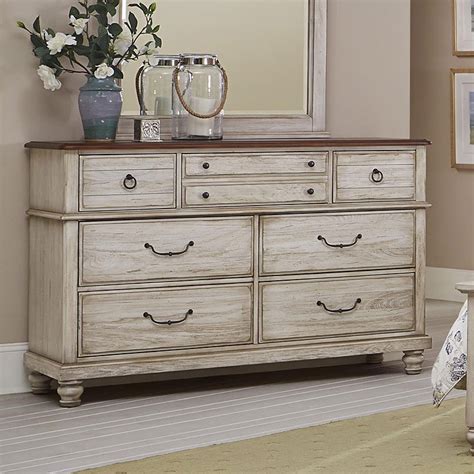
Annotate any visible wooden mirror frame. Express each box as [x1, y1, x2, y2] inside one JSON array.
[[117, 0, 327, 139]]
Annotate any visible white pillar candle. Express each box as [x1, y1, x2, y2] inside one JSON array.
[[187, 97, 218, 137]]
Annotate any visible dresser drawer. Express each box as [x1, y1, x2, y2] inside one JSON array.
[[183, 152, 328, 177], [261, 274, 415, 342], [79, 284, 253, 356], [80, 217, 253, 285], [183, 181, 328, 207], [80, 155, 176, 210], [335, 151, 415, 202], [261, 211, 414, 275]]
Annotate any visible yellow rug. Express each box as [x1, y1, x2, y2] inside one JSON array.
[[81, 397, 474, 474]]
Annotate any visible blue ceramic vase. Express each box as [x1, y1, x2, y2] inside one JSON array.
[[78, 76, 122, 140]]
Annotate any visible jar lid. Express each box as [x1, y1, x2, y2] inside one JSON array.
[[147, 55, 181, 67], [180, 54, 218, 66]]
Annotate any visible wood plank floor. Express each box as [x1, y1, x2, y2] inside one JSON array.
[[0, 300, 464, 474]]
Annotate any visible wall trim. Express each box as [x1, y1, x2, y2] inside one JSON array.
[[0, 343, 30, 395], [426, 266, 474, 303]]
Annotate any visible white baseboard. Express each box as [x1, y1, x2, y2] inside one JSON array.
[[0, 343, 29, 395], [426, 266, 474, 303]]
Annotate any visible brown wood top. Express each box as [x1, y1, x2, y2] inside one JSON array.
[[25, 138, 431, 150]]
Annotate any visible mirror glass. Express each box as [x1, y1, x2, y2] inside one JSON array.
[[121, 0, 309, 116]]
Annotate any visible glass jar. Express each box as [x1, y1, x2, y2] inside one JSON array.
[[172, 54, 228, 140], [136, 55, 180, 116]]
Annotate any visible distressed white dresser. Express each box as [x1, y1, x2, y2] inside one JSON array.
[[25, 138, 431, 407]]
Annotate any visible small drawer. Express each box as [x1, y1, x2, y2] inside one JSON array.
[[261, 274, 415, 342], [80, 217, 253, 285], [79, 284, 253, 356], [183, 152, 328, 177], [261, 211, 414, 275], [80, 154, 176, 210], [335, 151, 415, 202], [183, 181, 328, 207]]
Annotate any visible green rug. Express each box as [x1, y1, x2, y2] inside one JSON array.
[[81, 397, 474, 473]]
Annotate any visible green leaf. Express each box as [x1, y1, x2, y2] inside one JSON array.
[[30, 34, 45, 48], [152, 25, 160, 33], [89, 3, 108, 15], [108, 22, 122, 37], [33, 46, 49, 58], [16, 21, 27, 30], [152, 34, 162, 48], [33, 16, 41, 34], [128, 11, 138, 34], [149, 2, 156, 14], [69, 6, 80, 18], [112, 66, 123, 79], [129, 3, 148, 15], [106, 3, 117, 16]]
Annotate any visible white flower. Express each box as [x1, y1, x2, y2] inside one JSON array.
[[46, 32, 77, 55], [113, 31, 132, 56], [69, 15, 89, 35], [94, 62, 114, 79], [37, 65, 61, 91], [139, 45, 161, 66]]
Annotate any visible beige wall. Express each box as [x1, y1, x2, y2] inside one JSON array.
[[411, 0, 474, 270], [0, 0, 411, 344]]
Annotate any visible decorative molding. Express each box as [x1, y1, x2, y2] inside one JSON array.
[[0, 343, 30, 395], [426, 266, 474, 303]]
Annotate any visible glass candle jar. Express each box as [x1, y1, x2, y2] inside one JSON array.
[[136, 55, 180, 116], [172, 54, 228, 140]]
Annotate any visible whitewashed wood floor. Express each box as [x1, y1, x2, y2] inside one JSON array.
[[0, 300, 464, 474]]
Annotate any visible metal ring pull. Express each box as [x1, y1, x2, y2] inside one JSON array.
[[143, 309, 193, 326], [317, 298, 362, 314], [317, 233, 362, 248], [144, 241, 194, 257], [123, 174, 137, 190], [370, 168, 384, 183]]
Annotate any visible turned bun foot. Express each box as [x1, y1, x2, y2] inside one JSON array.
[[29, 371, 51, 394], [402, 350, 424, 375], [57, 381, 84, 408], [366, 353, 384, 364]]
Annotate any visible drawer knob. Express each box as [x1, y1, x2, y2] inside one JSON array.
[[143, 309, 193, 326], [202, 162, 210, 169], [123, 174, 137, 190], [308, 160, 315, 168], [317, 298, 362, 314], [370, 168, 384, 183], [317, 233, 362, 248], [202, 192, 210, 199], [307, 188, 315, 195], [144, 241, 194, 257]]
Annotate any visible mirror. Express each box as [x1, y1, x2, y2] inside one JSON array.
[[119, 0, 327, 137]]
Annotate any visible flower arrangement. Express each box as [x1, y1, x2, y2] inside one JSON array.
[[17, 0, 161, 91]]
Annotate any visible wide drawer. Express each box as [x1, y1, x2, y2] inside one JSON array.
[[80, 217, 253, 285], [183, 152, 328, 177], [261, 274, 415, 342], [183, 181, 328, 207], [261, 211, 415, 275], [79, 284, 253, 356], [80, 154, 176, 210], [335, 151, 415, 202]]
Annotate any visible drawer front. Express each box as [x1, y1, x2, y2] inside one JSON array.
[[261, 211, 414, 275], [80, 217, 253, 285], [80, 155, 176, 210], [80, 284, 253, 356], [261, 274, 415, 342], [183, 181, 328, 207], [183, 152, 328, 177], [335, 151, 415, 201]]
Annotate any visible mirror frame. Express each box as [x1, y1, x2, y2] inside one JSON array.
[[117, 0, 327, 139]]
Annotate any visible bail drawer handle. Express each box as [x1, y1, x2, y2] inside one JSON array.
[[144, 241, 194, 256], [370, 168, 384, 183], [317, 234, 362, 248], [143, 309, 193, 326], [317, 298, 362, 314], [123, 174, 137, 190]]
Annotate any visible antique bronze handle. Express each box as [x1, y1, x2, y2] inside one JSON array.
[[123, 174, 137, 190], [370, 168, 384, 183], [308, 160, 315, 168], [202, 192, 210, 199], [144, 241, 194, 256], [317, 298, 362, 314], [307, 188, 315, 195], [143, 309, 193, 326], [202, 162, 210, 169], [317, 234, 362, 248]]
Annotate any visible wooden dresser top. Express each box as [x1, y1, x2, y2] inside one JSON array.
[[25, 138, 431, 151]]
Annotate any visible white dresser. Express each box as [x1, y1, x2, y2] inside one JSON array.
[[25, 138, 432, 407]]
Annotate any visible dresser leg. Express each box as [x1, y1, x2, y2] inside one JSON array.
[[366, 353, 384, 364], [57, 381, 84, 408], [29, 371, 51, 394], [402, 350, 424, 375], [467, 429, 474, 455]]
